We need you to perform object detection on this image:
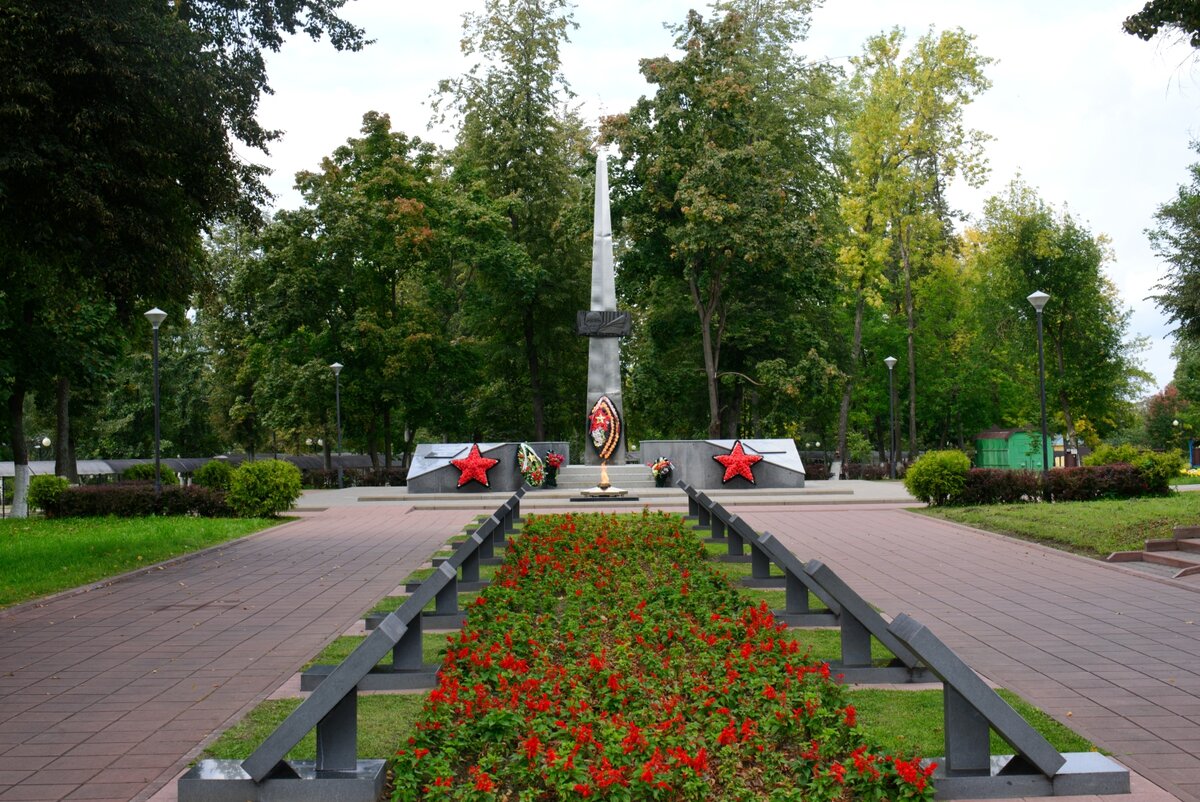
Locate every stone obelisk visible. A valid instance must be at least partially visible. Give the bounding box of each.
[584,152,627,466]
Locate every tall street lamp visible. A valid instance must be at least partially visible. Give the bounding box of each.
[145,308,167,497]
[884,356,898,480]
[330,362,344,490]
[1027,291,1051,486]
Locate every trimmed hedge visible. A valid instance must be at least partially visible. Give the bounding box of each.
[193,459,234,491]
[121,462,180,485]
[27,475,70,512]
[46,483,232,518]
[300,466,407,488]
[227,460,302,518]
[904,450,971,506]
[1044,464,1147,502]
[958,468,1041,505]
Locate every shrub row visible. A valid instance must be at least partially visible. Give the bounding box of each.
[47,483,233,518]
[33,459,303,519]
[904,447,1178,506]
[300,467,407,488]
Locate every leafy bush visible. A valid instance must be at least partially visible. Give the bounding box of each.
[193,459,234,491]
[1085,444,1183,495]
[846,430,873,463]
[46,484,232,518]
[903,449,970,506]
[227,459,302,518]
[957,469,1041,505]
[121,462,180,486]
[1134,451,1185,494]
[27,475,70,511]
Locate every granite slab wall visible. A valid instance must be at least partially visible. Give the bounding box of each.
[406,442,570,493]
[638,439,805,489]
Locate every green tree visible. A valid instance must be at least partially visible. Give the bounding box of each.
[1147,142,1200,342]
[435,0,591,441]
[973,182,1148,448]
[834,26,991,463]
[605,0,841,438]
[0,0,365,515]
[1124,1,1200,47]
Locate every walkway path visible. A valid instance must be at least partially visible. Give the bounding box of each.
[738,504,1200,802]
[0,506,474,802]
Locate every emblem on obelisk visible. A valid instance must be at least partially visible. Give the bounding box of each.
[579,152,628,466]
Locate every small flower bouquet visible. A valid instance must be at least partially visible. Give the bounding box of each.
[649,456,673,487]
[544,450,564,488]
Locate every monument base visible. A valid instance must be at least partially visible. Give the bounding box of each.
[578,485,628,499]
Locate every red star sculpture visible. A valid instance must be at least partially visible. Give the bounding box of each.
[451,443,499,488]
[713,440,763,484]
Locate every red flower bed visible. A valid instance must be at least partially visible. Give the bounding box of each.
[393,511,934,801]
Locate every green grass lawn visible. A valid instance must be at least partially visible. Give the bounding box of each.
[919,491,1200,557]
[202,695,426,761]
[847,687,1093,757]
[0,516,278,608]
[304,632,452,669]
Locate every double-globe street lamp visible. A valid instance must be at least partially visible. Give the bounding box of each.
[1027,291,1051,485]
[144,308,167,497]
[884,356,898,480]
[330,362,344,489]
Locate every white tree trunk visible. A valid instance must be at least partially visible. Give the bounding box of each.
[12,463,30,518]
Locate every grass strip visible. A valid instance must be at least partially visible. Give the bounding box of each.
[202,695,426,761]
[0,516,278,608]
[919,492,1200,557]
[847,688,1094,757]
[304,633,453,670]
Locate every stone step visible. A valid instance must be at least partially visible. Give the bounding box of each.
[1106,548,1200,579]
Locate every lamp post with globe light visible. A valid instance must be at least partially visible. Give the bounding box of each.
[331,362,344,489]
[145,308,167,496]
[884,356,898,479]
[1027,291,1051,486]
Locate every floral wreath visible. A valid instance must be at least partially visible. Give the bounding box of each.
[588,395,621,461]
[517,442,545,487]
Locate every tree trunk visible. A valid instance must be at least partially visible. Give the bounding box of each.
[836,271,869,466]
[366,411,379,470]
[55,376,78,482]
[901,232,918,461]
[688,265,724,438]
[523,309,546,440]
[1053,336,1076,454]
[383,408,393,472]
[8,388,29,518]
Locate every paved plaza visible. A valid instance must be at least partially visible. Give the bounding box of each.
[0,487,1197,801]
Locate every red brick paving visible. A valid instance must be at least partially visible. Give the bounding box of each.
[0,506,473,802]
[735,503,1200,802]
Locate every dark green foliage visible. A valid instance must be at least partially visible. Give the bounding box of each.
[46,484,231,518]
[27,475,69,512]
[121,463,180,486]
[903,449,970,505]
[227,459,302,518]
[1085,443,1184,494]
[193,460,234,491]
[1124,1,1200,47]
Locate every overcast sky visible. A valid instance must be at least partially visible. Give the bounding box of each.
[253,0,1200,394]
